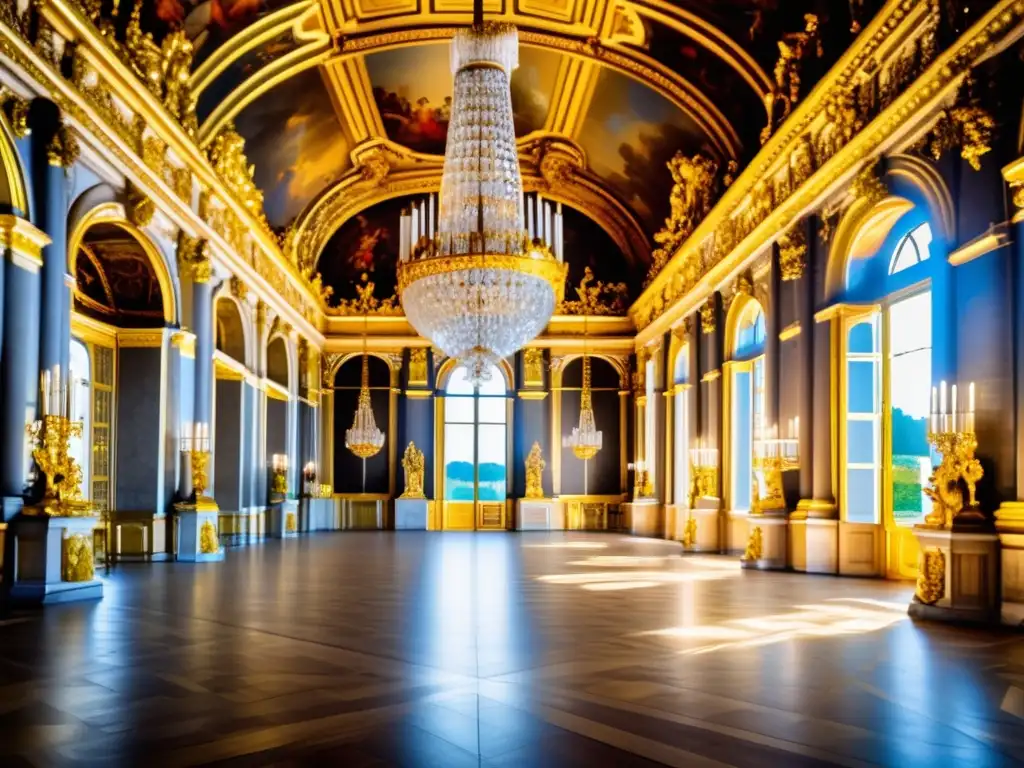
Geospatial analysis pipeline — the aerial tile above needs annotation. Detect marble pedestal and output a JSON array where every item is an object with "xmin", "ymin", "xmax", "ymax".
[
  {"xmin": 741, "ymin": 515, "xmax": 788, "ymax": 570},
  {"xmin": 789, "ymin": 515, "xmax": 839, "ymax": 574},
  {"xmin": 516, "ymin": 498, "xmax": 563, "ymax": 531},
  {"xmin": 396, "ymin": 498, "xmax": 430, "ymax": 530},
  {"xmin": 7, "ymin": 513, "xmax": 103, "ymax": 604},
  {"xmin": 909, "ymin": 527, "xmax": 999, "ymax": 624},
  {"xmin": 111, "ymin": 510, "xmax": 170, "ymax": 562},
  {"xmin": 690, "ymin": 499, "xmax": 721, "ymax": 552},
  {"xmin": 996, "ymin": 503, "xmax": 1024, "ymax": 626},
  {"xmin": 175, "ymin": 502, "xmax": 224, "ymax": 562},
  {"xmin": 622, "ymin": 500, "xmax": 663, "ymax": 538},
  {"xmin": 267, "ymin": 499, "xmax": 299, "ymax": 539},
  {"xmin": 302, "ymin": 497, "xmax": 337, "ymax": 531}
]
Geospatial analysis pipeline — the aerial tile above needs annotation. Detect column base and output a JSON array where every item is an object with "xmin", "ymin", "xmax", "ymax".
[
  {"xmin": 174, "ymin": 500, "xmax": 224, "ymax": 562},
  {"xmin": 396, "ymin": 498, "xmax": 431, "ymax": 530},
  {"xmin": 741, "ymin": 514, "xmax": 788, "ymax": 570},
  {"xmin": 790, "ymin": 501, "xmax": 838, "ymax": 574},
  {"xmin": 995, "ymin": 502, "xmax": 1024, "ymax": 627},
  {"xmin": 6, "ymin": 513, "xmax": 103, "ymax": 606},
  {"xmin": 267, "ymin": 500, "xmax": 299, "ymax": 539},
  {"xmin": 622, "ymin": 500, "xmax": 663, "ymax": 538},
  {"xmin": 111, "ymin": 511, "xmax": 171, "ymax": 562},
  {"xmin": 909, "ymin": 527, "xmax": 999, "ymax": 624}
]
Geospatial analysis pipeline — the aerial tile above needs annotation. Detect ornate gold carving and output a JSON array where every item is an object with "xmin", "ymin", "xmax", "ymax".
[
  {"xmin": 408, "ymin": 349, "xmax": 428, "ymax": 386},
  {"xmin": 26, "ymin": 416, "xmax": 88, "ymax": 516},
  {"xmin": 46, "ymin": 124, "xmax": 79, "ymax": 168},
  {"xmin": 928, "ymin": 87, "xmax": 995, "ymax": 172},
  {"xmin": 199, "ymin": 520, "xmax": 219, "ymax": 554},
  {"xmin": 0, "ymin": 89, "xmax": 30, "ymax": 138},
  {"xmin": 1011, "ymin": 182, "xmax": 1024, "ymax": 215},
  {"xmin": 647, "ymin": 151, "xmax": 719, "ymax": 286},
  {"xmin": 160, "ymin": 30, "xmax": 198, "ymax": 137},
  {"xmin": 230, "ymin": 276, "xmax": 248, "ymax": 301},
  {"xmin": 915, "ymin": 548, "xmax": 945, "ymax": 605},
  {"xmin": 523, "ymin": 348, "xmax": 544, "ymax": 387},
  {"xmin": 742, "ymin": 526, "xmax": 763, "ymax": 562},
  {"xmin": 191, "ymin": 450, "xmax": 211, "ymax": 498},
  {"xmin": 850, "ymin": 161, "xmax": 887, "ymax": 207},
  {"xmin": 531, "ymin": 138, "xmax": 585, "ymax": 190},
  {"xmin": 761, "ymin": 14, "xmax": 821, "ymax": 145},
  {"xmin": 525, "ymin": 442, "xmax": 545, "ymax": 499},
  {"xmin": 681, "ymin": 516, "xmax": 697, "ymax": 548},
  {"xmin": 177, "ymin": 233, "xmax": 211, "ymax": 283},
  {"xmin": 125, "ymin": 183, "xmax": 155, "ymax": 228},
  {"xmin": 789, "ymin": 135, "xmax": 815, "ymax": 188},
  {"xmin": 63, "ymin": 533, "xmax": 94, "ymax": 582},
  {"xmin": 558, "ymin": 267, "xmax": 628, "ymax": 316},
  {"xmin": 322, "ymin": 352, "xmax": 342, "ymax": 388},
  {"xmin": 357, "ymin": 145, "xmax": 392, "ymax": 186},
  {"xmin": 778, "ymin": 226, "xmax": 807, "ymax": 281},
  {"xmin": 400, "ymin": 442, "xmax": 425, "ymax": 499},
  {"xmin": 285, "ymin": 511, "xmax": 297, "ymax": 533},
  {"xmin": 700, "ymin": 297, "xmax": 716, "ymax": 334},
  {"xmin": 326, "ymin": 273, "xmax": 400, "ymax": 316},
  {"xmin": 732, "ymin": 271, "xmax": 753, "ymax": 298},
  {"xmin": 207, "ymin": 123, "xmax": 265, "ymax": 221},
  {"xmin": 924, "ymin": 430, "xmax": 983, "ymax": 530}
]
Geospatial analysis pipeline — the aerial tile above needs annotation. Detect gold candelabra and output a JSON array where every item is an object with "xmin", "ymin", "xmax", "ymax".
[
  {"xmin": 688, "ymin": 440, "xmax": 718, "ymax": 507},
  {"xmin": 924, "ymin": 381, "xmax": 983, "ymax": 529},
  {"xmin": 180, "ymin": 422, "xmax": 216, "ymax": 509},
  {"xmin": 190, "ymin": 450, "xmax": 211, "ymax": 498},
  {"xmin": 752, "ymin": 423, "xmax": 799, "ymax": 516},
  {"xmin": 271, "ymin": 453, "xmax": 289, "ymax": 497}
]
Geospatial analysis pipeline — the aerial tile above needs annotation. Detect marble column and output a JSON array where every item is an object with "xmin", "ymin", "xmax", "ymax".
[
  {"xmin": 0, "ymin": 218, "xmax": 50, "ymax": 518},
  {"xmin": 192, "ymin": 280, "xmax": 214, "ymax": 427},
  {"xmin": 797, "ymin": 218, "xmax": 815, "ymax": 502}
]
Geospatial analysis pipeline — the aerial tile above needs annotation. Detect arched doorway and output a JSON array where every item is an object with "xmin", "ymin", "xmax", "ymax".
[
  {"xmin": 559, "ymin": 356, "xmax": 622, "ymax": 496},
  {"xmin": 723, "ymin": 295, "xmax": 766, "ymax": 550},
  {"xmin": 213, "ymin": 296, "xmax": 251, "ymax": 521},
  {"xmin": 332, "ymin": 353, "xmax": 391, "ymax": 496},
  {"xmin": 438, "ymin": 362, "xmax": 511, "ymax": 530},
  {"xmin": 265, "ymin": 334, "xmax": 290, "ymax": 496},
  {"xmin": 672, "ymin": 342, "xmax": 691, "ymax": 506},
  {"xmin": 69, "ymin": 217, "xmax": 174, "ymax": 558}
]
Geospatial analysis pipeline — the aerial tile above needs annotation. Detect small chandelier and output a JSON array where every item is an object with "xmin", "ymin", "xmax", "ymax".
[
  {"xmin": 396, "ymin": 0, "xmax": 567, "ymax": 385},
  {"xmin": 346, "ymin": 316, "xmax": 385, "ymax": 465},
  {"xmin": 563, "ymin": 354, "xmax": 602, "ymax": 461}
]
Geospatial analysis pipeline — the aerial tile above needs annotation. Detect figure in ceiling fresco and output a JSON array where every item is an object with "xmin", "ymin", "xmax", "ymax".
[
  {"xmin": 317, "ymin": 200, "xmax": 402, "ymax": 304},
  {"xmin": 153, "ymin": 0, "xmax": 291, "ymax": 58},
  {"xmin": 373, "ymin": 88, "xmax": 451, "ymax": 156}
]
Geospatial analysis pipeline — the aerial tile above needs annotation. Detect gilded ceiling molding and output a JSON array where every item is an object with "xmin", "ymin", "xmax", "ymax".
[
  {"xmin": 631, "ymin": 0, "xmax": 1023, "ymax": 345},
  {"xmin": 0, "ymin": 0, "xmax": 325, "ymax": 342},
  {"xmin": 544, "ymin": 56, "xmax": 600, "ymax": 138},
  {"xmin": 323, "ymin": 57, "xmax": 386, "ymax": 142}
]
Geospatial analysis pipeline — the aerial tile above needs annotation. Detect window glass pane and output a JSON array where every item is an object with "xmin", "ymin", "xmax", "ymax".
[
  {"xmin": 847, "ymin": 419, "xmax": 877, "ymax": 465},
  {"xmin": 674, "ymin": 392, "xmax": 689, "ymax": 503},
  {"xmin": 444, "ymin": 423, "xmax": 475, "ymax": 501},
  {"xmin": 477, "ymin": 424, "xmax": 506, "ymax": 501},
  {"xmin": 445, "ymin": 395, "xmax": 474, "ymax": 424},
  {"xmin": 732, "ymin": 370, "xmax": 752, "ymax": 512},
  {"xmin": 847, "ymin": 360, "xmax": 877, "ymax": 414},
  {"xmin": 674, "ymin": 344, "xmax": 689, "ymax": 384},
  {"xmin": 889, "ymin": 223, "xmax": 933, "ymax": 275},
  {"xmin": 446, "ymin": 366, "xmax": 474, "ymax": 395},
  {"xmin": 889, "ymin": 292, "xmax": 931, "ymax": 355},
  {"xmin": 735, "ymin": 305, "xmax": 766, "ymax": 358},
  {"xmin": 846, "ymin": 467, "xmax": 879, "ymax": 523},
  {"xmin": 848, "ymin": 320, "xmax": 878, "ymax": 354},
  {"xmin": 478, "ymin": 395, "xmax": 505, "ymax": 424},
  {"xmin": 477, "ymin": 366, "xmax": 505, "ymax": 396}
]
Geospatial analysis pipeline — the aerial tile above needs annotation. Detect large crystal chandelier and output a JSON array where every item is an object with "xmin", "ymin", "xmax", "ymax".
[
  {"xmin": 397, "ymin": 0, "xmax": 566, "ymax": 384},
  {"xmin": 345, "ymin": 317, "xmax": 385, "ymax": 490}
]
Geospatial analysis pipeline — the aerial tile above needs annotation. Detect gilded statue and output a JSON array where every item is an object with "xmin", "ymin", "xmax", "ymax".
[
  {"xmin": 63, "ymin": 534, "xmax": 94, "ymax": 582},
  {"xmin": 915, "ymin": 548, "xmax": 945, "ymax": 605},
  {"xmin": 646, "ymin": 151, "xmax": 719, "ymax": 285},
  {"xmin": 761, "ymin": 15, "xmax": 822, "ymax": 145},
  {"xmin": 199, "ymin": 520, "xmax": 219, "ymax": 554},
  {"xmin": 681, "ymin": 517, "xmax": 697, "ymax": 549},
  {"xmin": 923, "ymin": 431, "xmax": 983, "ymax": 529},
  {"xmin": 327, "ymin": 273, "xmax": 400, "ymax": 316},
  {"xmin": 559, "ymin": 267, "xmax": 628, "ymax": 316},
  {"xmin": 742, "ymin": 526, "xmax": 764, "ymax": 562},
  {"xmin": 27, "ymin": 416, "xmax": 87, "ymax": 515},
  {"xmin": 525, "ymin": 442, "xmax": 545, "ymax": 499},
  {"xmin": 401, "ymin": 442, "xmax": 426, "ymax": 499},
  {"xmin": 207, "ymin": 124, "xmax": 265, "ymax": 218}
]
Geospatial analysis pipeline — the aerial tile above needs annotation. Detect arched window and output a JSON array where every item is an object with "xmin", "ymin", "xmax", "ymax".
[
  {"xmin": 442, "ymin": 364, "xmax": 508, "ymax": 529},
  {"xmin": 889, "ymin": 223, "xmax": 932, "ymax": 275},
  {"xmin": 734, "ymin": 301, "xmax": 766, "ymax": 360},
  {"xmin": 673, "ymin": 343, "xmax": 690, "ymax": 505},
  {"xmin": 727, "ymin": 298, "xmax": 766, "ymax": 514},
  {"xmin": 69, "ymin": 339, "xmax": 91, "ymax": 500}
]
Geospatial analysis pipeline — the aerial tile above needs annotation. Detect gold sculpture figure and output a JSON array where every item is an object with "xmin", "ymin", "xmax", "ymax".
[
  {"xmin": 923, "ymin": 431, "xmax": 984, "ymax": 529},
  {"xmin": 742, "ymin": 526, "xmax": 764, "ymax": 562},
  {"xmin": 525, "ymin": 442, "xmax": 545, "ymax": 499},
  {"xmin": 199, "ymin": 520, "xmax": 219, "ymax": 554},
  {"xmin": 681, "ymin": 517, "xmax": 697, "ymax": 548},
  {"xmin": 915, "ymin": 548, "xmax": 945, "ymax": 605},
  {"xmin": 400, "ymin": 442, "xmax": 426, "ymax": 498},
  {"xmin": 63, "ymin": 533, "xmax": 94, "ymax": 582},
  {"xmin": 191, "ymin": 449, "xmax": 211, "ymax": 499},
  {"xmin": 26, "ymin": 416, "xmax": 90, "ymax": 516}
]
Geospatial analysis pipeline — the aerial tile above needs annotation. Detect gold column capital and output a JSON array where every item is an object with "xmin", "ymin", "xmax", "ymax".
[
  {"xmin": 171, "ymin": 330, "xmax": 197, "ymax": 358},
  {"xmin": 0, "ymin": 214, "xmax": 51, "ymax": 272}
]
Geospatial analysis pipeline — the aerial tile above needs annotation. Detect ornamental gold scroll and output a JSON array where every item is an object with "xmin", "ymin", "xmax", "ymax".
[
  {"xmin": 401, "ymin": 442, "xmax": 425, "ymax": 499},
  {"xmin": 525, "ymin": 442, "xmax": 545, "ymax": 499}
]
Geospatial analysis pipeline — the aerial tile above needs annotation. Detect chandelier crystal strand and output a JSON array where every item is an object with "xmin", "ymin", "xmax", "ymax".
[
  {"xmin": 397, "ymin": 2, "xmax": 566, "ymax": 385},
  {"xmin": 565, "ymin": 354, "xmax": 603, "ymax": 462},
  {"xmin": 345, "ymin": 353, "xmax": 385, "ymax": 460}
]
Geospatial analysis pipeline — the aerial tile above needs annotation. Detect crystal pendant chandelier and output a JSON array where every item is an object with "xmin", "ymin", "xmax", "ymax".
[
  {"xmin": 345, "ymin": 315, "xmax": 385, "ymax": 489},
  {"xmin": 396, "ymin": 0, "xmax": 566, "ymax": 385},
  {"xmin": 563, "ymin": 320, "xmax": 602, "ymax": 493}
]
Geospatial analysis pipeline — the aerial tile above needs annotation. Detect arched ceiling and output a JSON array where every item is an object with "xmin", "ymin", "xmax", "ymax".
[{"xmin": 151, "ymin": 0, "xmax": 869, "ymax": 294}]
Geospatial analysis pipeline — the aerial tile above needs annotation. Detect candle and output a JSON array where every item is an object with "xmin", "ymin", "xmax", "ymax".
[
  {"xmin": 969, "ymin": 382, "xmax": 976, "ymax": 432},
  {"xmin": 41, "ymin": 371, "xmax": 49, "ymax": 417},
  {"xmin": 794, "ymin": 416, "xmax": 800, "ymax": 438},
  {"xmin": 951, "ymin": 384, "xmax": 957, "ymax": 432},
  {"xmin": 940, "ymin": 380, "xmax": 946, "ymax": 416}
]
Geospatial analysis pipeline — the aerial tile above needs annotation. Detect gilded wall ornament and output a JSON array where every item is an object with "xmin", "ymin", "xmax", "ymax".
[
  {"xmin": 322, "ymin": 353, "xmax": 343, "ymax": 388},
  {"xmin": 177, "ymin": 233, "xmax": 211, "ymax": 283},
  {"xmin": 850, "ymin": 161, "xmax": 887, "ymax": 206},
  {"xmin": 0, "ymin": 89, "xmax": 30, "ymax": 138},
  {"xmin": 700, "ymin": 297, "xmax": 716, "ymax": 334},
  {"xmin": 929, "ymin": 102, "xmax": 996, "ymax": 172},
  {"xmin": 125, "ymin": 183, "xmax": 155, "ymax": 228},
  {"xmin": 400, "ymin": 442, "xmax": 425, "ymax": 499},
  {"xmin": 778, "ymin": 226, "xmax": 807, "ymax": 281},
  {"xmin": 646, "ymin": 151, "xmax": 719, "ymax": 286},
  {"xmin": 207, "ymin": 123, "xmax": 265, "ymax": 220},
  {"xmin": 230, "ymin": 276, "xmax": 248, "ymax": 301},
  {"xmin": 742, "ymin": 526, "xmax": 763, "ymax": 562},
  {"xmin": 915, "ymin": 548, "xmax": 945, "ymax": 605},
  {"xmin": 199, "ymin": 520, "xmax": 219, "ymax": 554},
  {"xmin": 408, "ymin": 349, "xmax": 429, "ymax": 386},
  {"xmin": 1011, "ymin": 182, "xmax": 1024, "ymax": 214},
  {"xmin": 525, "ymin": 442, "xmax": 545, "ymax": 499},
  {"xmin": 63, "ymin": 534, "xmax": 94, "ymax": 582},
  {"xmin": 46, "ymin": 124, "xmax": 79, "ymax": 168},
  {"xmin": 558, "ymin": 267, "xmax": 628, "ymax": 316},
  {"xmin": 761, "ymin": 14, "xmax": 822, "ymax": 145},
  {"xmin": 325, "ymin": 273, "xmax": 400, "ymax": 316},
  {"xmin": 732, "ymin": 272, "xmax": 753, "ymax": 297}
]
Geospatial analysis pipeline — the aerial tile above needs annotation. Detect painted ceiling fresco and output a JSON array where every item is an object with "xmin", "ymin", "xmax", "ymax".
[
  {"xmin": 365, "ymin": 44, "xmax": 561, "ymax": 155},
  {"xmin": 74, "ymin": 223, "xmax": 165, "ymax": 328},
  {"xmin": 578, "ymin": 68, "xmax": 712, "ymax": 235},
  {"xmin": 233, "ymin": 68, "xmax": 352, "ymax": 230},
  {"xmin": 317, "ymin": 197, "xmax": 639, "ymax": 304}
]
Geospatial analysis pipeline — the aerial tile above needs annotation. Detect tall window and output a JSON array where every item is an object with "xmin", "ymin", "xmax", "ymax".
[
  {"xmin": 845, "ymin": 315, "xmax": 882, "ymax": 523},
  {"xmin": 645, "ymin": 357, "xmax": 656, "ymax": 487},
  {"xmin": 673, "ymin": 344, "xmax": 690, "ymax": 504},
  {"xmin": 443, "ymin": 365, "xmax": 507, "ymax": 503},
  {"xmin": 69, "ymin": 340, "xmax": 91, "ymax": 500},
  {"xmin": 730, "ymin": 301, "xmax": 766, "ymax": 513}
]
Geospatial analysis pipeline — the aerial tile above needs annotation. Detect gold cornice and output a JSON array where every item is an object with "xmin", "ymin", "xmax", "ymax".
[
  {"xmin": 322, "ymin": 56, "xmax": 384, "ymax": 143},
  {"xmin": 265, "ymin": 378, "xmax": 291, "ymax": 401},
  {"xmin": 0, "ymin": 2, "xmax": 325, "ymax": 344},
  {"xmin": 947, "ymin": 224, "xmax": 1010, "ymax": 267},
  {"xmin": 630, "ymin": 0, "xmax": 1024, "ymax": 345},
  {"xmin": 813, "ymin": 302, "xmax": 881, "ymax": 324},
  {"xmin": 171, "ymin": 330, "xmax": 196, "ymax": 358},
  {"xmin": 71, "ymin": 311, "xmax": 117, "ymax": 346},
  {"xmin": 517, "ymin": 390, "xmax": 550, "ymax": 400},
  {"xmin": 0, "ymin": 214, "xmax": 50, "ymax": 271},
  {"xmin": 779, "ymin": 322, "xmax": 801, "ymax": 342},
  {"xmin": 117, "ymin": 328, "xmax": 166, "ymax": 348}
]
